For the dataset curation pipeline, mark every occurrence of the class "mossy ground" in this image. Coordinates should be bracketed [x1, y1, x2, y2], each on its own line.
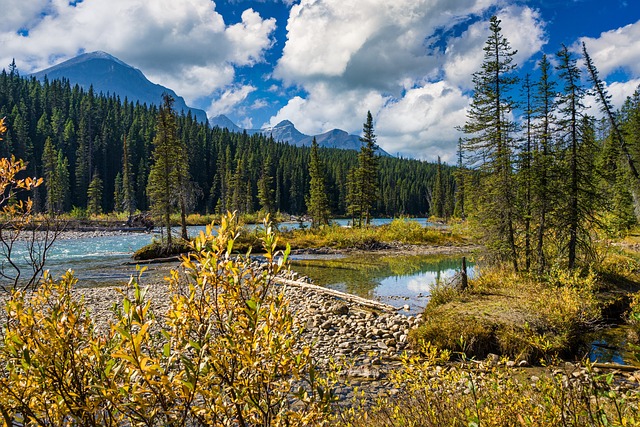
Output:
[409, 264, 636, 363]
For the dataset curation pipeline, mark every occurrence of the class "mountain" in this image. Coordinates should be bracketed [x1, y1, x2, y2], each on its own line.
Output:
[251, 120, 307, 146]
[31, 51, 208, 123]
[209, 114, 242, 132]
[211, 114, 387, 154]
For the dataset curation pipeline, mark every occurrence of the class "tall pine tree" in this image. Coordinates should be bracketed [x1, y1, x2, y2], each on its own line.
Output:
[306, 137, 331, 228]
[461, 16, 520, 270]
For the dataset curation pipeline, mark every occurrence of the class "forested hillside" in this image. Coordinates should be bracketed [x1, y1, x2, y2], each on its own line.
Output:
[0, 69, 455, 217]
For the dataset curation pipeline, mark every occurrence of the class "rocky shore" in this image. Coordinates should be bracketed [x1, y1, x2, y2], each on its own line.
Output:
[73, 272, 420, 403]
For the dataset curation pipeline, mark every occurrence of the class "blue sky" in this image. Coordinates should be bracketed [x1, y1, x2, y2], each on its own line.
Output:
[1, 0, 639, 161]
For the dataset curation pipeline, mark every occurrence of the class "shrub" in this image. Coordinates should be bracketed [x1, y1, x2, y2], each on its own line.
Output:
[0, 213, 332, 426]
[336, 347, 640, 427]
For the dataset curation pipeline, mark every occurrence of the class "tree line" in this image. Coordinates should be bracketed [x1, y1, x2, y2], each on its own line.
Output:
[0, 69, 457, 220]
[458, 16, 640, 272]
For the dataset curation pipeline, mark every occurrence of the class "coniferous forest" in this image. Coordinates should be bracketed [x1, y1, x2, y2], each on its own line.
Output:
[0, 69, 456, 218]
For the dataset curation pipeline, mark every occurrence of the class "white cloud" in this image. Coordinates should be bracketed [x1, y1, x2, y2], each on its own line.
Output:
[275, 0, 496, 89]
[583, 78, 640, 116]
[579, 20, 640, 78]
[270, 1, 545, 160]
[444, 5, 547, 90]
[266, 82, 387, 134]
[377, 82, 470, 162]
[0, 0, 50, 32]
[0, 0, 276, 103]
[207, 85, 257, 117]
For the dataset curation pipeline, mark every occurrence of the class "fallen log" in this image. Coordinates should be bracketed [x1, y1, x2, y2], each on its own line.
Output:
[274, 277, 398, 312]
[592, 362, 639, 372]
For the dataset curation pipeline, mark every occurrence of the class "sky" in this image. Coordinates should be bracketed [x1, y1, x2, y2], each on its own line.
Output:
[1, 0, 639, 162]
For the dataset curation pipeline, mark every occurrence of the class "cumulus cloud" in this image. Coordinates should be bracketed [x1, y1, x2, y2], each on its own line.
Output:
[275, 0, 495, 88]
[377, 82, 470, 162]
[266, 83, 387, 135]
[269, 0, 545, 160]
[0, 0, 50, 32]
[207, 84, 257, 117]
[444, 5, 547, 90]
[579, 20, 640, 78]
[0, 0, 276, 102]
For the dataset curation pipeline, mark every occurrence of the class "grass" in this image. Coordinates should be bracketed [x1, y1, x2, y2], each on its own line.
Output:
[281, 218, 468, 250]
[409, 266, 604, 363]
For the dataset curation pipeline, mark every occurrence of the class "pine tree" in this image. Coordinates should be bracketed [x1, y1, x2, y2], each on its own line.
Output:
[258, 154, 275, 215]
[431, 156, 444, 218]
[113, 172, 124, 213]
[87, 171, 103, 216]
[520, 73, 534, 271]
[460, 15, 520, 270]
[556, 45, 590, 269]
[583, 42, 640, 213]
[348, 111, 379, 227]
[453, 139, 466, 219]
[56, 149, 69, 212]
[121, 135, 135, 215]
[532, 54, 556, 274]
[147, 94, 180, 247]
[306, 137, 331, 228]
[42, 137, 58, 213]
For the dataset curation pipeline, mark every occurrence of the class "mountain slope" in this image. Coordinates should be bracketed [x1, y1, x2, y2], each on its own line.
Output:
[31, 51, 208, 123]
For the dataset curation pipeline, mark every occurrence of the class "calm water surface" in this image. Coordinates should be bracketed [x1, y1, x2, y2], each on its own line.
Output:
[289, 253, 474, 315]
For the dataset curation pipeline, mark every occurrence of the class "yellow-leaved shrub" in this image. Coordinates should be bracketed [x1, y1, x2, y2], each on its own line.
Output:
[0, 213, 332, 426]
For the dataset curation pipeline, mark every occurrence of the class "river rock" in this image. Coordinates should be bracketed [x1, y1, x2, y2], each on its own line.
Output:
[332, 303, 350, 316]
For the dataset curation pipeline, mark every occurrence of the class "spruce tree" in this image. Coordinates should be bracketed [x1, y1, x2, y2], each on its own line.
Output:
[42, 137, 58, 213]
[113, 172, 123, 213]
[431, 156, 444, 218]
[532, 54, 556, 274]
[121, 135, 135, 215]
[556, 45, 592, 269]
[460, 15, 519, 270]
[453, 139, 466, 219]
[348, 111, 379, 227]
[306, 137, 331, 228]
[87, 171, 103, 216]
[147, 93, 180, 247]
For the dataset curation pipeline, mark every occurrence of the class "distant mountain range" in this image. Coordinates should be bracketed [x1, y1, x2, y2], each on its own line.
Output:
[31, 51, 208, 123]
[211, 115, 387, 154]
[30, 51, 385, 154]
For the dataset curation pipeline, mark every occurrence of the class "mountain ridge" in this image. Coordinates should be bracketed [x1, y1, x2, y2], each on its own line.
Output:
[31, 51, 208, 123]
[210, 114, 387, 154]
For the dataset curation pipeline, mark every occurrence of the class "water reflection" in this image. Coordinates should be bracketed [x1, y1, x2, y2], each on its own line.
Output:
[289, 254, 474, 314]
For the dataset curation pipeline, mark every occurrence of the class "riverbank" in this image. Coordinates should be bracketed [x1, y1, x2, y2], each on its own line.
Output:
[72, 272, 640, 412]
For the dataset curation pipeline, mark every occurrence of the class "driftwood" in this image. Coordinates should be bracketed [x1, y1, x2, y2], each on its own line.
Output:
[592, 363, 639, 372]
[274, 277, 398, 312]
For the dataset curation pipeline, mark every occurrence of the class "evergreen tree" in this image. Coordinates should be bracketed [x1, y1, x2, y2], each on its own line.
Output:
[121, 135, 135, 215]
[431, 156, 444, 218]
[56, 149, 70, 212]
[532, 54, 557, 274]
[258, 154, 275, 214]
[306, 137, 331, 228]
[453, 139, 466, 219]
[583, 42, 640, 212]
[460, 16, 520, 270]
[348, 111, 379, 227]
[556, 46, 597, 269]
[87, 171, 103, 216]
[147, 94, 180, 247]
[42, 137, 59, 213]
[113, 172, 124, 213]
[519, 73, 534, 271]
